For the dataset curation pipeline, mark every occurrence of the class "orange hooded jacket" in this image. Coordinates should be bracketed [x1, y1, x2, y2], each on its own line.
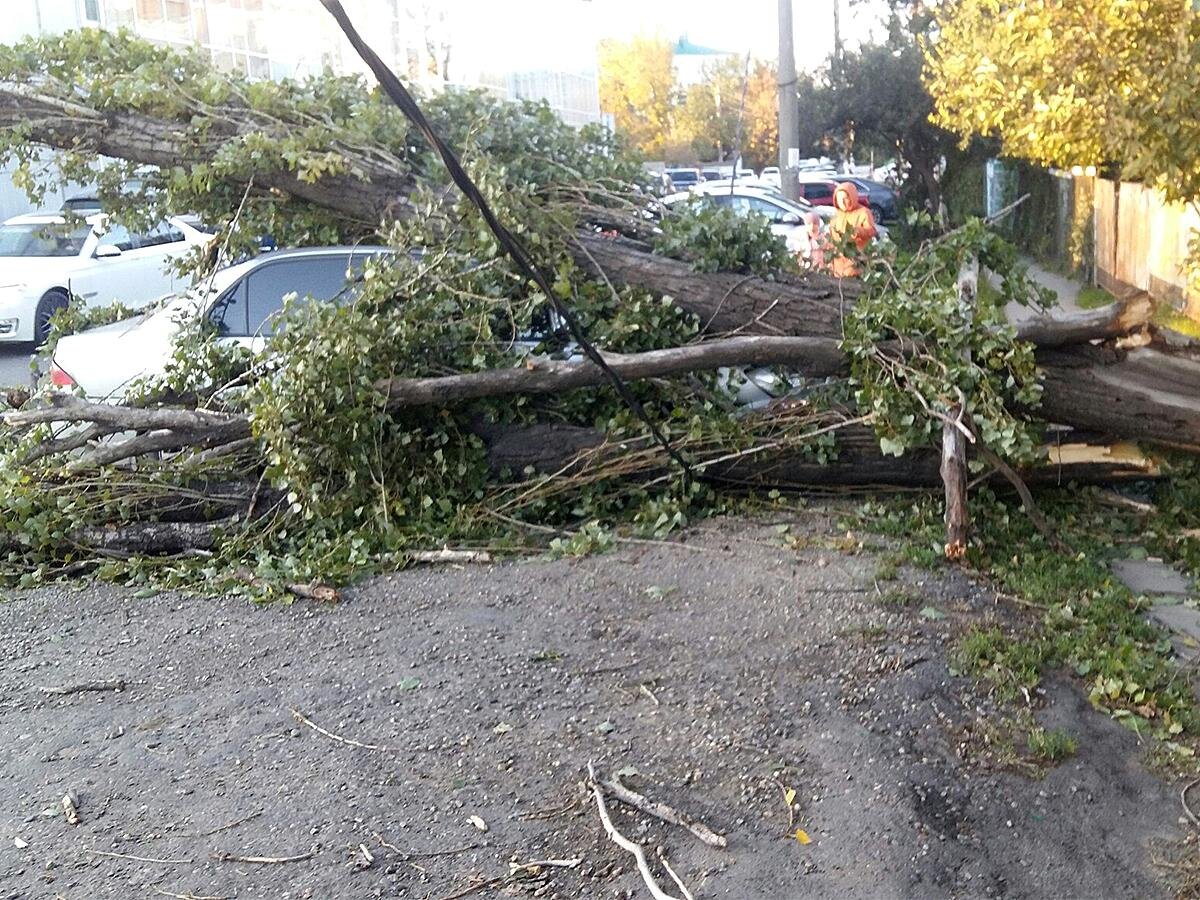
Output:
[828, 182, 877, 278]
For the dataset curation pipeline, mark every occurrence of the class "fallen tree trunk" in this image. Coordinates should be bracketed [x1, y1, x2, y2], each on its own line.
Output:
[1038, 344, 1200, 450]
[477, 421, 1159, 489]
[0, 83, 415, 226]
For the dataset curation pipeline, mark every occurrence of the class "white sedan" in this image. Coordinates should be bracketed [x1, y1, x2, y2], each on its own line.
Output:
[0, 212, 210, 345]
[49, 245, 388, 399]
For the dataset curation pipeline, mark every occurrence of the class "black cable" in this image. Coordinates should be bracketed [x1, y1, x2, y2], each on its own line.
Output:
[318, 0, 693, 485]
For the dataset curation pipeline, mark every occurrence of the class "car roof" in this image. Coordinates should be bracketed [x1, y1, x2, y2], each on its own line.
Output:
[4, 212, 105, 226]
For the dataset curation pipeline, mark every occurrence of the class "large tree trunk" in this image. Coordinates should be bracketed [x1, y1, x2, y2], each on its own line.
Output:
[477, 421, 1159, 489]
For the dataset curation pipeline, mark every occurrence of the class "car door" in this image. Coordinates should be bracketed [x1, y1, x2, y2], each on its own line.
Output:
[140, 219, 197, 294]
[209, 253, 373, 352]
[67, 223, 145, 308]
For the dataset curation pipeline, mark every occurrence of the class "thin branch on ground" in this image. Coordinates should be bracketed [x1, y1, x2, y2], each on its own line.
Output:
[84, 848, 193, 864]
[211, 846, 319, 864]
[290, 708, 397, 752]
[39, 678, 126, 696]
[174, 810, 263, 839]
[587, 762, 687, 900]
[153, 889, 233, 900]
[1182, 777, 1200, 829]
[657, 847, 697, 900]
[599, 769, 727, 849]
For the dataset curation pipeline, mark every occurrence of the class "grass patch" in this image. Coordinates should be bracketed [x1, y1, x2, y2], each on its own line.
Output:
[954, 626, 1045, 703]
[853, 488, 1199, 737]
[878, 587, 919, 606]
[1154, 303, 1200, 340]
[1027, 726, 1078, 761]
[1076, 285, 1115, 309]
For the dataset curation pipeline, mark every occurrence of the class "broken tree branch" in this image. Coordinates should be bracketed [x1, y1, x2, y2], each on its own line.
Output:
[379, 335, 846, 407]
[599, 771, 727, 850]
[587, 763, 685, 900]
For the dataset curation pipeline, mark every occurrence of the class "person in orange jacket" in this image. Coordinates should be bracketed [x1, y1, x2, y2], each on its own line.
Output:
[828, 181, 877, 278]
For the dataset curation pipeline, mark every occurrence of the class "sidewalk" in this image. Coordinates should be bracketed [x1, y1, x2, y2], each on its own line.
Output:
[1002, 256, 1085, 325]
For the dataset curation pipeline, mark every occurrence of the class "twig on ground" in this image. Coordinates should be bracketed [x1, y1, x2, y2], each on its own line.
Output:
[175, 810, 263, 838]
[639, 683, 661, 706]
[290, 708, 397, 752]
[657, 847, 696, 900]
[518, 795, 581, 821]
[1182, 777, 1200, 829]
[587, 762, 686, 900]
[153, 889, 232, 900]
[511, 858, 583, 871]
[211, 846, 319, 865]
[235, 570, 340, 603]
[39, 678, 126, 696]
[85, 848, 193, 864]
[374, 833, 482, 860]
[600, 770, 727, 849]
[410, 547, 493, 564]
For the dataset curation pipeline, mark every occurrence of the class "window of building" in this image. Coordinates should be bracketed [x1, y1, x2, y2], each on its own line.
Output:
[82, 0, 102, 23]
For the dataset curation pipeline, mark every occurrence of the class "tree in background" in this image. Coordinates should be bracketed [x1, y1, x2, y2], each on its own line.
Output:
[925, 0, 1198, 202]
[597, 37, 777, 168]
[676, 57, 778, 170]
[597, 36, 678, 160]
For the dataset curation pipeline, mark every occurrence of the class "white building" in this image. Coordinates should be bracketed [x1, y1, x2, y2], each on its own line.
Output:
[0, 1, 603, 216]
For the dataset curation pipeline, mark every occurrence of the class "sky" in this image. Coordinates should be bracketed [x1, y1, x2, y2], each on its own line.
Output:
[447, 0, 893, 76]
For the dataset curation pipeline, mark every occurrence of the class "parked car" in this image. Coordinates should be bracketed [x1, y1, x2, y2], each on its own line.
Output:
[662, 184, 832, 257]
[664, 168, 704, 191]
[795, 177, 839, 207]
[0, 212, 210, 345]
[49, 246, 388, 398]
[759, 166, 781, 189]
[843, 178, 900, 223]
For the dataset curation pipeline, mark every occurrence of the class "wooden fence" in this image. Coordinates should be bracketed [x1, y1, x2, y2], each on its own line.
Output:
[1092, 179, 1198, 314]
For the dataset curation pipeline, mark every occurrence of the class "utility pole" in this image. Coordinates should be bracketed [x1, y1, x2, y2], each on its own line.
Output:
[832, 0, 843, 78]
[777, 0, 799, 201]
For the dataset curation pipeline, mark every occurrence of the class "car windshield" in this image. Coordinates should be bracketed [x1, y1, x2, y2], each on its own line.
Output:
[0, 222, 90, 257]
[671, 171, 699, 183]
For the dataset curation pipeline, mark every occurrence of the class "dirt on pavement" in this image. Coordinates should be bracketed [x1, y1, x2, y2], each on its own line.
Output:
[0, 508, 1185, 899]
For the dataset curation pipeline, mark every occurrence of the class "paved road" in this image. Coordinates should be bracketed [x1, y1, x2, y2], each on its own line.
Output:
[0, 345, 35, 389]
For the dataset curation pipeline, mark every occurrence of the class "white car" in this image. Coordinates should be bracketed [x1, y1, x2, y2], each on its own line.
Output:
[759, 166, 781, 189]
[662, 185, 833, 257]
[0, 212, 210, 345]
[50, 245, 388, 399]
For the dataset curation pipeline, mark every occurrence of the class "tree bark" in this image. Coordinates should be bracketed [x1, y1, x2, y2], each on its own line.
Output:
[941, 259, 977, 560]
[573, 234, 861, 338]
[380, 335, 847, 407]
[0, 84, 416, 226]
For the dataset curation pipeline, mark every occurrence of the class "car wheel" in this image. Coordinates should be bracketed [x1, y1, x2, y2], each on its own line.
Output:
[33, 289, 69, 346]
[870, 204, 887, 223]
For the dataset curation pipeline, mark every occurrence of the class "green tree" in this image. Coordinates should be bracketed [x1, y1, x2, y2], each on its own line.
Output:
[676, 57, 778, 170]
[597, 36, 678, 159]
[925, 0, 1199, 201]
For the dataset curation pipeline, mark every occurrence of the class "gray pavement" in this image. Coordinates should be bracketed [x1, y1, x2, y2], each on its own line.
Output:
[0, 345, 33, 388]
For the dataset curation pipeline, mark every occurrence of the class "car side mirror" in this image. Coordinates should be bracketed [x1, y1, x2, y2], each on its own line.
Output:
[780, 212, 802, 226]
[95, 244, 123, 259]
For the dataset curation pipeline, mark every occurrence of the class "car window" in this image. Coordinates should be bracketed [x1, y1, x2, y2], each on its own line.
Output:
[95, 224, 134, 253]
[747, 197, 788, 222]
[141, 220, 186, 247]
[241, 256, 366, 337]
[0, 222, 90, 257]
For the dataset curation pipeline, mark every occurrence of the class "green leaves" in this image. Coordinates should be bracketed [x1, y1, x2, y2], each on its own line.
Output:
[652, 198, 797, 277]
